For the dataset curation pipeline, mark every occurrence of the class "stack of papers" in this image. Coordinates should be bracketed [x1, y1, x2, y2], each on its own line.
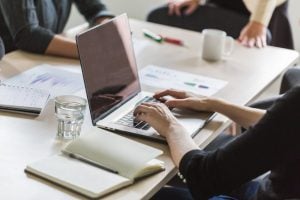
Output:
[3, 64, 84, 98]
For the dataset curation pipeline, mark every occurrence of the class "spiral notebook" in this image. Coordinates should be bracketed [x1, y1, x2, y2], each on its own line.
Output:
[0, 84, 50, 115]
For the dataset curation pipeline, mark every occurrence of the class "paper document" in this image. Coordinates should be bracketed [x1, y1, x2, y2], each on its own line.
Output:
[139, 65, 227, 96]
[3, 64, 84, 97]
[0, 84, 49, 115]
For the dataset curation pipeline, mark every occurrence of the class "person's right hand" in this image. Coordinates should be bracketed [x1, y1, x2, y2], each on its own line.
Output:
[153, 89, 214, 112]
[168, 0, 200, 16]
[134, 102, 183, 138]
[238, 21, 267, 48]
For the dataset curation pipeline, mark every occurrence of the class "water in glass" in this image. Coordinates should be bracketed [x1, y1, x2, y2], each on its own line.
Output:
[55, 95, 87, 139]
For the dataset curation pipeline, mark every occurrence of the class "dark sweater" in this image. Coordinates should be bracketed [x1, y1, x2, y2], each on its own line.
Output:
[179, 86, 300, 200]
[0, 36, 4, 59]
[0, 0, 113, 53]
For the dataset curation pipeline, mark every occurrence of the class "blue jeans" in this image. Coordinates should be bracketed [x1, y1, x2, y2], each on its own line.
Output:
[151, 180, 260, 200]
[209, 196, 237, 200]
[211, 180, 260, 200]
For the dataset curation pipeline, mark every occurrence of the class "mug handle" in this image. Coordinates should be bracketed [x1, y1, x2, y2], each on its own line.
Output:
[223, 36, 234, 56]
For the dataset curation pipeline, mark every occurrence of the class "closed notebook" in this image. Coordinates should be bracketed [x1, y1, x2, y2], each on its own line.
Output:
[0, 84, 49, 115]
[25, 127, 165, 198]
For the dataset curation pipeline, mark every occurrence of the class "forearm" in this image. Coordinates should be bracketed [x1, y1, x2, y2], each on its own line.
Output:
[209, 98, 266, 128]
[45, 35, 78, 59]
[165, 124, 199, 167]
[248, 0, 277, 26]
[0, 1, 60, 54]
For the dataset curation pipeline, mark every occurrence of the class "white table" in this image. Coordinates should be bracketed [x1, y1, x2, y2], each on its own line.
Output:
[0, 19, 298, 199]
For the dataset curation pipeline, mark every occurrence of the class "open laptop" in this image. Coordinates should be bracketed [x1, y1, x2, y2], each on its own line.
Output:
[76, 14, 214, 142]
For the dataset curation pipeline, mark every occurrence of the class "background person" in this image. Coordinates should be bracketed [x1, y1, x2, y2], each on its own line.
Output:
[134, 88, 300, 199]
[0, 36, 4, 60]
[0, 0, 114, 59]
[147, 0, 293, 49]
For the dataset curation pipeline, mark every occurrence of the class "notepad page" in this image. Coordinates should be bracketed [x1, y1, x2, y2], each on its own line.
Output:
[25, 154, 131, 198]
[63, 127, 163, 179]
[0, 84, 49, 110]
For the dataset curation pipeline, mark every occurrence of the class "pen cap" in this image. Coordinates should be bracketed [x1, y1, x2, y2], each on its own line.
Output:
[142, 29, 163, 42]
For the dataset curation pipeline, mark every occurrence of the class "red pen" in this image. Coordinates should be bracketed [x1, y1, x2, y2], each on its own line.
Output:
[159, 35, 184, 46]
[164, 37, 184, 46]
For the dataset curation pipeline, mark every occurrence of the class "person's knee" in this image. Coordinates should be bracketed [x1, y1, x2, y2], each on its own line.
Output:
[0, 37, 5, 60]
[280, 67, 300, 94]
[147, 5, 169, 23]
[291, 84, 300, 93]
[248, 95, 281, 109]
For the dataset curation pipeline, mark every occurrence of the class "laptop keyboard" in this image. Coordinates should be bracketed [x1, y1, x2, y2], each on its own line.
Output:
[116, 96, 160, 130]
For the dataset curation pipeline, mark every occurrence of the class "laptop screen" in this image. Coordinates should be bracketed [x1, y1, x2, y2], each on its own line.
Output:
[77, 14, 141, 124]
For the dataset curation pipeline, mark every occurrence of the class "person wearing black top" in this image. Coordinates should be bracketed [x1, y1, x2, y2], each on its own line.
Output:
[134, 87, 300, 200]
[147, 0, 294, 49]
[0, 36, 4, 60]
[0, 0, 114, 58]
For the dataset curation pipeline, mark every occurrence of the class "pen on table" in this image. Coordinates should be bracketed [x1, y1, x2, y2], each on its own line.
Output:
[160, 35, 184, 46]
[142, 29, 163, 43]
[142, 29, 185, 46]
[198, 84, 209, 89]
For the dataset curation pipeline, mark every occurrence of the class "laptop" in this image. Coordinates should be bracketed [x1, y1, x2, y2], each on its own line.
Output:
[76, 14, 214, 142]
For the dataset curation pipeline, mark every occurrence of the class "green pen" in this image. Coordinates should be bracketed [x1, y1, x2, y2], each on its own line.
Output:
[142, 29, 163, 43]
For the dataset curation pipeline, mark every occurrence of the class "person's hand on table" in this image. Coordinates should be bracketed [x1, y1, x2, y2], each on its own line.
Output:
[238, 21, 268, 48]
[168, 0, 201, 16]
[153, 89, 214, 112]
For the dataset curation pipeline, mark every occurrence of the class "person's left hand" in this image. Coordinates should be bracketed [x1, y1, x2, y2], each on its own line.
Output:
[168, 0, 200, 16]
[133, 102, 183, 138]
[153, 89, 213, 112]
[238, 21, 267, 48]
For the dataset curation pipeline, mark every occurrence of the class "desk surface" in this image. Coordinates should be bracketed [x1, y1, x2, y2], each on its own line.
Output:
[0, 19, 298, 200]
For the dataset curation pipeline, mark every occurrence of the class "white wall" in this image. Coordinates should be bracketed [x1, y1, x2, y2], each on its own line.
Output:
[102, 0, 165, 20]
[67, 0, 300, 52]
[288, 0, 300, 51]
[65, 0, 165, 29]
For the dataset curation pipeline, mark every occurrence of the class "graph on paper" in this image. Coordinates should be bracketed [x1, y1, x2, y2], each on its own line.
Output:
[3, 64, 84, 97]
[139, 65, 227, 96]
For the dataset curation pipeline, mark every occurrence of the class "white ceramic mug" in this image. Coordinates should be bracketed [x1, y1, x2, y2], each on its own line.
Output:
[201, 29, 234, 62]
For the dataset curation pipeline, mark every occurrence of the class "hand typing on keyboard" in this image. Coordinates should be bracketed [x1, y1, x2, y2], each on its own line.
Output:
[153, 96, 175, 111]
[133, 117, 143, 126]
[117, 96, 175, 130]
[132, 96, 161, 129]
[133, 96, 173, 121]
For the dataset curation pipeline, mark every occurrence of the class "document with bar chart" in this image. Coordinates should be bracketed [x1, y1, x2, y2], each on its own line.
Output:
[3, 64, 84, 97]
[139, 65, 227, 96]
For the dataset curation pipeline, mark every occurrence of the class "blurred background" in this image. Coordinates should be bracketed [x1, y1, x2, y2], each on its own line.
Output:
[66, 0, 300, 52]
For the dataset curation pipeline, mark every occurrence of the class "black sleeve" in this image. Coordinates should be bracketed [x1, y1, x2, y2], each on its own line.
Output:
[0, 36, 4, 59]
[179, 86, 300, 199]
[73, 0, 114, 25]
[0, 0, 55, 53]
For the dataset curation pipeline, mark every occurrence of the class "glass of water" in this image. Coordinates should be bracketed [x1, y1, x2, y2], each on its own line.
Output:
[55, 95, 87, 140]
